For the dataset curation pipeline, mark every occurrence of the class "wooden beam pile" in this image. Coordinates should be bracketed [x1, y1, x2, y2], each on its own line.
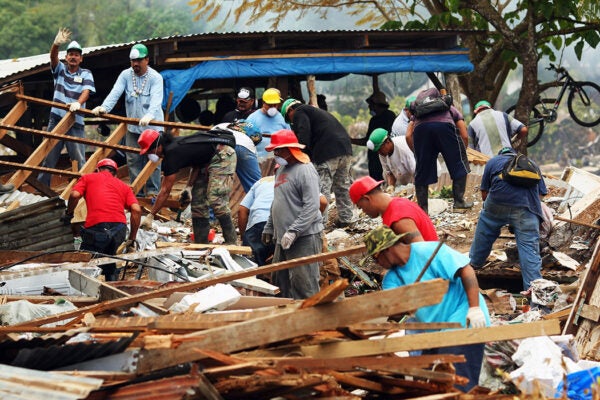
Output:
[0, 246, 562, 398]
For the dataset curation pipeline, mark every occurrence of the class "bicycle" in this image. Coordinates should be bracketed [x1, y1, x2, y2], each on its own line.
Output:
[506, 63, 600, 147]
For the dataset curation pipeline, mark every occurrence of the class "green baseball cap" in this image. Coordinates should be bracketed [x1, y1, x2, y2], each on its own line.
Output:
[405, 95, 417, 108]
[473, 100, 492, 114]
[360, 226, 408, 266]
[367, 128, 389, 151]
[130, 44, 148, 59]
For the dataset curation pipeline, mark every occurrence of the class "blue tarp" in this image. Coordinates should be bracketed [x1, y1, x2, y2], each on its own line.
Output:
[160, 48, 473, 110]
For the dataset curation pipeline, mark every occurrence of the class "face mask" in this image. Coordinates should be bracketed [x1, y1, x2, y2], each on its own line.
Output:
[148, 153, 160, 163]
[266, 107, 278, 117]
[274, 156, 288, 167]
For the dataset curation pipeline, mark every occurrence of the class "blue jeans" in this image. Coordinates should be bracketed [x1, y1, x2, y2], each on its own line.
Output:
[470, 201, 542, 290]
[38, 114, 86, 186]
[424, 343, 485, 391]
[235, 145, 261, 193]
[80, 222, 126, 281]
[125, 130, 161, 196]
[243, 221, 274, 266]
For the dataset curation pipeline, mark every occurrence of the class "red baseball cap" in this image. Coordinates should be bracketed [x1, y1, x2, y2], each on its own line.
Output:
[349, 176, 384, 204]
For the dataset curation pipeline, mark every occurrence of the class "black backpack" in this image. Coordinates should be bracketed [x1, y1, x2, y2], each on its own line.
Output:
[412, 88, 453, 118]
[500, 152, 542, 188]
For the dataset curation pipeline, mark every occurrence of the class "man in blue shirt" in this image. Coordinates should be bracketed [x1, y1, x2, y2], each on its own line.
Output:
[246, 88, 290, 158]
[238, 176, 275, 266]
[38, 28, 95, 187]
[469, 147, 547, 291]
[363, 225, 490, 391]
[92, 43, 163, 196]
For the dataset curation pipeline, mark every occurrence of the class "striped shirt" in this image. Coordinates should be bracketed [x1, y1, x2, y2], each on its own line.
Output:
[468, 109, 524, 157]
[50, 61, 95, 127]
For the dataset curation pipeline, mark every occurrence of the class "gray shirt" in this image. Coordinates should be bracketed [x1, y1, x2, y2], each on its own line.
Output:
[263, 161, 323, 241]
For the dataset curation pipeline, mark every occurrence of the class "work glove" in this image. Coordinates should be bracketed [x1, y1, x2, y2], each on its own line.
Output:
[280, 231, 297, 250]
[123, 239, 137, 253]
[139, 114, 153, 126]
[140, 214, 154, 230]
[178, 186, 192, 208]
[69, 102, 81, 112]
[91, 106, 106, 116]
[261, 232, 273, 245]
[53, 27, 71, 46]
[60, 211, 73, 226]
[466, 306, 487, 328]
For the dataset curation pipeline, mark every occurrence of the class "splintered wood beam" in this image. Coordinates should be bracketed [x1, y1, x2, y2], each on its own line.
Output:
[9, 245, 366, 328]
[239, 354, 466, 372]
[135, 279, 449, 374]
[155, 242, 253, 255]
[300, 278, 348, 309]
[298, 320, 560, 359]
[328, 370, 406, 395]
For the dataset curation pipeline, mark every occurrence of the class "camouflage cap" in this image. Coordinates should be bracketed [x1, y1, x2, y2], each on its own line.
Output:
[360, 225, 408, 266]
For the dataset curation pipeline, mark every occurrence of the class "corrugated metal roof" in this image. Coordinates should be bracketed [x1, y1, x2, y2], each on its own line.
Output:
[0, 364, 103, 400]
[0, 28, 481, 82]
[0, 197, 73, 251]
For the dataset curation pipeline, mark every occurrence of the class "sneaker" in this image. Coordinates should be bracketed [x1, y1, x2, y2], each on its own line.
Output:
[0, 183, 15, 194]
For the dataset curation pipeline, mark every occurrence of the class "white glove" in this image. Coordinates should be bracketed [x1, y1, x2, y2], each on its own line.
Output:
[91, 106, 106, 116]
[69, 102, 81, 112]
[139, 114, 153, 126]
[140, 214, 154, 229]
[280, 231, 297, 250]
[54, 27, 71, 46]
[466, 306, 487, 328]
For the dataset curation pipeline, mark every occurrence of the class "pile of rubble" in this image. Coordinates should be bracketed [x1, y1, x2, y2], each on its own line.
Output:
[1, 162, 600, 398]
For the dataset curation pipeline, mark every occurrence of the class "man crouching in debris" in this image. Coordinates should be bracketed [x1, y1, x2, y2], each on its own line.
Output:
[261, 129, 323, 299]
[61, 159, 141, 281]
[469, 147, 547, 294]
[363, 226, 490, 391]
[138, 127, 238, 244]
[349, 176, 438, 242]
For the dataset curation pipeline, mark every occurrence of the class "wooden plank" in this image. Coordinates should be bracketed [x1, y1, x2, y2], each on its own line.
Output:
[329, 370, 406, 394]
[580, 304, 600, 322]
[17, 94, 213, 131]
[241, 354, 466, 372]
[349, 322, 463, 331]
[156, 242, 253, 255]
[8, 245, 366, 328]
[61, 122, 129, 199]
[7, 113, 75, 188]
[295, 320, 560, 359]
[300, 278, 348, 309]
[0, 100, 28, 141]
[0, 250, 91, 267]
[134, 279, 449, 374]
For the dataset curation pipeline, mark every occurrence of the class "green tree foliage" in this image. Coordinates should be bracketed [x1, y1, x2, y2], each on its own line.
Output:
[188, 0, 600, 153]
[0, 0, 197, 59]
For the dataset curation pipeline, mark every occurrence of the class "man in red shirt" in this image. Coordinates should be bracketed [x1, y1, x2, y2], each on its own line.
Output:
[349, 176, 438, 242]
[61, 158, 141, 281]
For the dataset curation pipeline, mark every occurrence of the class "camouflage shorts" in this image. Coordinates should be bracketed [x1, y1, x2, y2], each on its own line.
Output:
[191, 144, 237, 218]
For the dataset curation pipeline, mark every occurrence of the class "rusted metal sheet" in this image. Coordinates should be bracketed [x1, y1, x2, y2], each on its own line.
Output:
[0, 197, 73, 251]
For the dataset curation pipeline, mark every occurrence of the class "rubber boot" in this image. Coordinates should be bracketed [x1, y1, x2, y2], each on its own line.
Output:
[192, 217, 211, 244]
[452, 176, 474, 209]
[217, 214, 237, 244]
[415, 185, 429, 214]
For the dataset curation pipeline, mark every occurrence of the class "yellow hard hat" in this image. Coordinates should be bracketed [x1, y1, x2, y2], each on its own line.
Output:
[262, 88, 282, 105]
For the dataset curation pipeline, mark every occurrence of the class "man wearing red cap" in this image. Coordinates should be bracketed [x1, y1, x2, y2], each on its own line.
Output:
[261, 129, 323, 299]
[61, 158, 141, 281]
[349, 176, 438, 242]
